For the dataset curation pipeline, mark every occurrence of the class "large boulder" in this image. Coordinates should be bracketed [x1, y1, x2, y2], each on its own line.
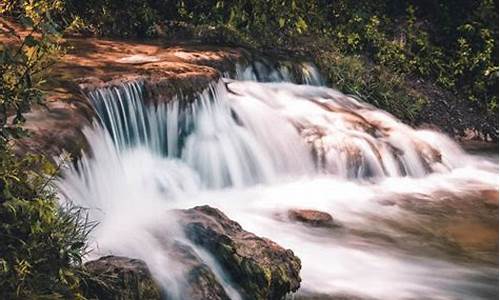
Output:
[174, 205, 302, 300]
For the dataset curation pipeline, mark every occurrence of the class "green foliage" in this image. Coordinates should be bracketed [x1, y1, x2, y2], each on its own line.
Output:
[0, 0, 66, 142]
[324, 1, 498, 116]
[0, 1, 92, 298]
[0, 148, 92, 299]
[314, 48, 427, 121]
[62, 0, 498, 124]
[63, 0, 159, 38]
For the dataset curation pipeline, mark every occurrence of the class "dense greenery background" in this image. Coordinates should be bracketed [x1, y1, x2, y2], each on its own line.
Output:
[65, 0, 498, 129]
[0, 0, 498, 298]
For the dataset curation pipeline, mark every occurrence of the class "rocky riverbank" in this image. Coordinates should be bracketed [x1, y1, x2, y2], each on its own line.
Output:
[11, 33, 497, 158]
[84, 206, 301, 299]
[13, 36, 251, 158]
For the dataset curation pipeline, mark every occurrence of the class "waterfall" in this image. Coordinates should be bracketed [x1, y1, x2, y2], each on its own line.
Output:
[87, 78, 467, 184]
[233, 60, 324, 85]
[88, 81, 178, 155]
[58, 61, 498, 299]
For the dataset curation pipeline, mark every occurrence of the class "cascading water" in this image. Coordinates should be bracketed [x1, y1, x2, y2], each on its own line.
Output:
[233, 60, 325, 85]
[58, 62, 498, 299]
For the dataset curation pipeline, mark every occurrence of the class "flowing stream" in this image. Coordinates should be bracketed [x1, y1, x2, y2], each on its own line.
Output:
[58, 63, 498, 299]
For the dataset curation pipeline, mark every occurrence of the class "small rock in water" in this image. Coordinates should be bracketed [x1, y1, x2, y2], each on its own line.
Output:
[288, 209, 339, 228]
[480, 189, 499, 207]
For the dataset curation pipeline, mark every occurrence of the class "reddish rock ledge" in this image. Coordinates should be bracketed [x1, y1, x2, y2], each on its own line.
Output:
[0, 23, 248, 157]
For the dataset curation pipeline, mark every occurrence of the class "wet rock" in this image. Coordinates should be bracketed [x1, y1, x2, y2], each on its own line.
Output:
[85, 242, 232, 300]
[292, 292, 372, 300]
[166, 241, 231, 300]
[175, 205, 301, 300]
[84, 256, 161, 300]
[17, 36, 246, 158]
[15, 80, 96, 158]
[480, 189, 499, 208]
[288, 209, 338, 228]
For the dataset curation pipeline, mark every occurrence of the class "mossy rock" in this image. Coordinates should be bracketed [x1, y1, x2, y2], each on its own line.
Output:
[175, 205, 302, 300]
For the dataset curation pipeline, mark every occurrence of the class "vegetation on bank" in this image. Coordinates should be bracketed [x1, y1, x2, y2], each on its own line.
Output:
[64, 0, 498, 132]
[0, 1, 94, 298]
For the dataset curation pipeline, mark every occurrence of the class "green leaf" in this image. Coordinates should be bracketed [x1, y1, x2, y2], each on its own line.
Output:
[279, 17, 285, 28]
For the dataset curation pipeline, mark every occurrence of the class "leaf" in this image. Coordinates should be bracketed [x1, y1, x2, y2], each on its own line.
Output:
[279, 17, 285, 28]
[295, 17, 307, 33]
[70, 242, 85, 251]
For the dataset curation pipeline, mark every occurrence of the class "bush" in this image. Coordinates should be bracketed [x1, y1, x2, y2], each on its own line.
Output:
[314, 48, 427, 122]
[0, 150, 92, 299]
[63, 0, 158, 38]
[0, 1, 92, 298]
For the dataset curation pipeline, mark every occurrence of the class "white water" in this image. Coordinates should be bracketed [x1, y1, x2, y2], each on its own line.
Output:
[234, 61, 325, 85]
[59, 68, 498, 299]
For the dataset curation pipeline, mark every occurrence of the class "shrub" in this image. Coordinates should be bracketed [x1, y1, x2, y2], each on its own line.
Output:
[314, 48, 427, 122]
[0, 1, 92, 298]
[0, 150, 92, 299]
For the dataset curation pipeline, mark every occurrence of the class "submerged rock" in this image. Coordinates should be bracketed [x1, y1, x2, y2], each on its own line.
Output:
[84, 256, 162, 300]
[287, 209, 339, 228]
[175, 205, 302, 300]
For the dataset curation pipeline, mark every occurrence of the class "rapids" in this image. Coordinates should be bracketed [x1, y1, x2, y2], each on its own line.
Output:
[58, 63, 498, 299]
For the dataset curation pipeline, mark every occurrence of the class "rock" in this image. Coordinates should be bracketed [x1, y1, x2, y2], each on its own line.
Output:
[174, 205, 301, 300]
[82, 205, 303, 300]
[84, 256, 162, 300]
[287, 209, 338, 228]
[15, 80, 96, 159]
[16, 35, 247, 158]
[166, 241, 231, 300]
[84, 242, 232, 300]
[480, 189, 499, 208]
[293, 292, 371, 300]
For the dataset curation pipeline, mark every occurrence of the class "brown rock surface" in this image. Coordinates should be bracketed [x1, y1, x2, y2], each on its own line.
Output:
[1, 19, 246, 157]
[288, 209, 338, 228]
[480, 189, 499, 207]
[166, 241, 231, 300]
[84, 256, 162, 300]
[373, 191, 499, 264]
